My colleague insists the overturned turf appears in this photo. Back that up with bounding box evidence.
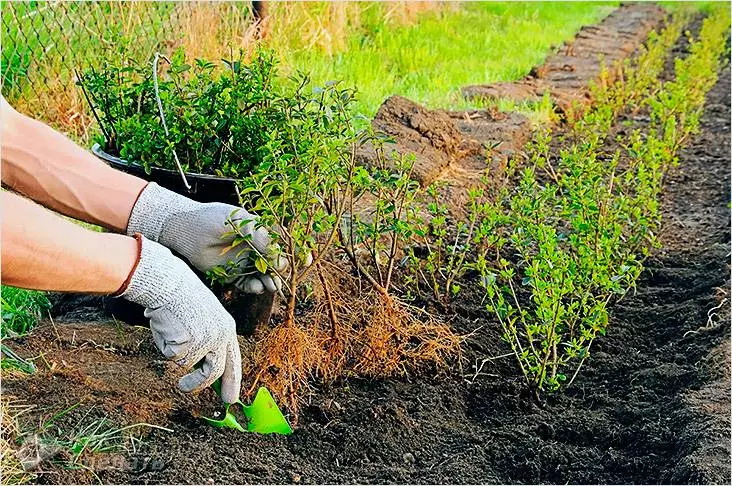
[462,3,667,111]
[358,3,667,218]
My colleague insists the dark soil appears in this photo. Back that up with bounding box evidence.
[3,10,730,486]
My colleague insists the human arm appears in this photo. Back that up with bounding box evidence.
[1,190,137,293]
[1,192,242,402]
[1,97,281,292]
[0,96,146,233]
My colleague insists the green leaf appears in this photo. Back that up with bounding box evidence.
[254,257,268,274]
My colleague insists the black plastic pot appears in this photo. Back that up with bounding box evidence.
[92,144,274,336]
[92,144,241,205]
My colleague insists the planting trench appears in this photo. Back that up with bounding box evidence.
[2,5,730,484]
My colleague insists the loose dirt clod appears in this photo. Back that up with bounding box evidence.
[359,97,533,216]
[434,108,533,214]
[446,109,532,162]
[357,95,481,187]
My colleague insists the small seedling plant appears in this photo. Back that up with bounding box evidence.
[226,74,361,327]
[404,178,499,305]
[337,136,421,299]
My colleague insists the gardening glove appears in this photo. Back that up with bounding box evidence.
[126,182,285,294]
[117,234,242,403]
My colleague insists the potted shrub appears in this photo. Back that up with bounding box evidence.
[77,48,323,334]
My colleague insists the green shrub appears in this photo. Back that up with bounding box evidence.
[474,9,729,398]
[405,178,498,304]
[342,143,422,298]
[217,74,364,324]
[79,48,302,177]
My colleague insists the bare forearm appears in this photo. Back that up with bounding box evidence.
[1,192,138,294]
[0,98,146,233]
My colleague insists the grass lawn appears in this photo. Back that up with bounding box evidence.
[283,2,619,117]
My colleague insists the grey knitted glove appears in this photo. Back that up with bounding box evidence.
[127,182,284,294]
[118,235,242,403]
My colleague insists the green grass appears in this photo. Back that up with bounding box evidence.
[1,286,50,374]
[283,2,619,118]
[659,1,726,15]
[1,286,51,337]
[2,2,618,126]
[10,403,171,480]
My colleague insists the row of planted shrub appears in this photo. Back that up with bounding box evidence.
[239,7,730,408]
[78,5,729,412]
[464,8,730,397]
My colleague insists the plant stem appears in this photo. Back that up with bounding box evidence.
[316,263,339,337]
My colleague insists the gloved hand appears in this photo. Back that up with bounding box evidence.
[126,182,284,294]
[117,234,242,403]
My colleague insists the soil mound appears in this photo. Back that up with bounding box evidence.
[359,98,532,215]
[357,95,481,187]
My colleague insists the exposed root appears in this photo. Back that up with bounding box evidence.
[244,267,462,418]
[683,297,729,338]
[245,322,324,419]
[354,292,461,377]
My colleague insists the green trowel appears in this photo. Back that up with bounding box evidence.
[202,379,292,435]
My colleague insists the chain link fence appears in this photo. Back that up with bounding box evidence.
[1,1,259,100]
[3,2,168,96]
[1,1,435,142]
